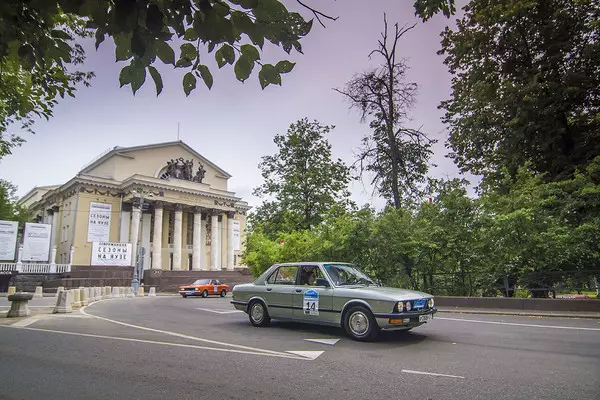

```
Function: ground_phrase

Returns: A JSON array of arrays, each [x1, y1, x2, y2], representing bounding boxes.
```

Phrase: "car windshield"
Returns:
[[192, 279, 211, 285], [323, 264, 376, 286]]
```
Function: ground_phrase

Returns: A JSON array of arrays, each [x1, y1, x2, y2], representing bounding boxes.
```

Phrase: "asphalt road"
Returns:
[[0, 295, 599, 400]]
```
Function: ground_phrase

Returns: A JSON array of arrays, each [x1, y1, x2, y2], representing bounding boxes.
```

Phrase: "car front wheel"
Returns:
[[343, 305, 379, 341], [201, 290, 208, 298], [248, 301, 270, 327], [220, 289, 227, 297]]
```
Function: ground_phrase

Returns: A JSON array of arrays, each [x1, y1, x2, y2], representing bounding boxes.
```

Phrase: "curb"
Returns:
[[437, 308, 600, 319]]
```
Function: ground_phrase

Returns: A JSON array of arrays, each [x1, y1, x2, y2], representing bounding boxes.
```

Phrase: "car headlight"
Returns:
[[405, 301, 412, 311], [428, 298, 434, 308], [396, 302, 404, 312]]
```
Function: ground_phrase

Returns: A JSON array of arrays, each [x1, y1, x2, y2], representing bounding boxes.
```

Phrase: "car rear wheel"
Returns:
[[343, 305, 379, 341], [201, 290, 208, 298], [220, 289, 227, 297], [182, 294, 187, 298], [248, 300, 270, 327]]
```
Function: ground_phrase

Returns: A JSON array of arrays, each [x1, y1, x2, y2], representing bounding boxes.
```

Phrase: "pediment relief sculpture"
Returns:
[[160, 157, 206, 183]]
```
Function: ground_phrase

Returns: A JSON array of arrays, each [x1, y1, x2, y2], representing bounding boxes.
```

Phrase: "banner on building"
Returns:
[[232, 220, 241, 251], [0, 220, 18, 261], [87, 202, 112, 242], [91, 241, 132, 266], [22, 222, 51, 261]]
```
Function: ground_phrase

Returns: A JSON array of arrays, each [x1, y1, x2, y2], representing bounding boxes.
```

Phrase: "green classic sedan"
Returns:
[[231, 262, 437, 341]]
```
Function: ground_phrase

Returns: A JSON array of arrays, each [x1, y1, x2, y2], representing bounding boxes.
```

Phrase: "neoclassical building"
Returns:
[[19, 141, 250, 272]]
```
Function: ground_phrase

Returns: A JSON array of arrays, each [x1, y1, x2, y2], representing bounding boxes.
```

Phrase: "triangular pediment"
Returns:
[[80, 141, 231, 187]]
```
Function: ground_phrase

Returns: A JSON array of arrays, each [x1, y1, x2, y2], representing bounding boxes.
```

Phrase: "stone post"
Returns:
[[7, 286, 16, 295], [126, 287, 135, 298], [53, 290, 72, 314], [80, 287, 89, 306], [71, 289, 81, 307], [111, 287, 119, 297], [55, 286, 65, 297], [137, 286, 145, 297], [34, 286, 43, 298], [148, 287, 156, 297]]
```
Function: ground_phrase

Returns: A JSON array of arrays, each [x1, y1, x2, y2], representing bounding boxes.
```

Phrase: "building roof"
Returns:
[[79, 140, 232, 178]]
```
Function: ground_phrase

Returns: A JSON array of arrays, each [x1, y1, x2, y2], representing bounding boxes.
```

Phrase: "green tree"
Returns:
[[0, 179, 31, 225], [250, 118, 353, 237], [336, 15, 435, 208], [440, 0, 600, 182]]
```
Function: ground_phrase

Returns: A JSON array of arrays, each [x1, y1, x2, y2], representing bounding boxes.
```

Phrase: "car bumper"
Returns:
[[231, 300, 248, 312], [374, 308, 437, 330]]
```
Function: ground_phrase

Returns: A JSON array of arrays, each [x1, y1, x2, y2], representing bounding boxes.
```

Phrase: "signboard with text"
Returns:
[[87, 202, 112, 242], [232, 220, 241, 251], [91, 242, 132, 266], [0, 220, 18, 261], [22, 223, 51, 261]]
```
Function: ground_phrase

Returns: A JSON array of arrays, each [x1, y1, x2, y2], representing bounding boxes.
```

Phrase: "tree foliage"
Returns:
[[250, 118, 353, 237], [440, 0, 600, 182], [0, 179, 31, 225], [336, 15, 435, 208]]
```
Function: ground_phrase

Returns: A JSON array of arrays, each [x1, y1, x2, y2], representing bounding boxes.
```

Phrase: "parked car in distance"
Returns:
[[179, 279, 230, 298], [231, 262, 437, 341]]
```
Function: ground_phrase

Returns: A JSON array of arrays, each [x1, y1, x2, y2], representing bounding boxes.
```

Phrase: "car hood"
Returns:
[[338, 286, 433, 301]]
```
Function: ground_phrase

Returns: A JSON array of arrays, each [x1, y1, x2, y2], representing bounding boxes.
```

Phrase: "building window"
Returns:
[[186, 213, 193, 246], [168, 211, 174, 244]]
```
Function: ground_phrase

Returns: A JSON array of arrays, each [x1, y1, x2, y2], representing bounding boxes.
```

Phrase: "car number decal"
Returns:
[[303, 289, 319, 316]]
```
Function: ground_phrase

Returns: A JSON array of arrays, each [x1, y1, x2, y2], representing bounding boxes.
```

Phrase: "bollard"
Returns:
[[34, 286, 43, 298], [111, 287, 120, 297], [126, 287, 135, 298], [7, 292, 34, 317], [72, 289, 81, 308], [7, 286, 16, 295], [80, 287, 89, 306], [53, 290, 73, 314], [148, 287, 156, 297], [55, 286, 65, 297], [66, 290, 74, 308], [104, 286, 111, 299], [94, 287, 101, 301], [137, 287, 145, 297]]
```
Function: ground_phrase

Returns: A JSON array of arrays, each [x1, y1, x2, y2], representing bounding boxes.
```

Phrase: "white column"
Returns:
[[151, 202, 163, 270], [192, 208, 202, 271], [130, 202, 142, 267], [119, 208, 131, 243], [49, 207, 59, 262], [227, 212, 234, 271], [200, 219, 207, 270], [69, 246, 75, 265], [172, 205, 183, 271], [141, 213, 152, 271], [221, 212, 227, 271], [210, 211, 219, 271]]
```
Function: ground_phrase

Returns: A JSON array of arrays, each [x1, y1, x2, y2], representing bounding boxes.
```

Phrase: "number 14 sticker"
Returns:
[[303, 289, 319, 315]]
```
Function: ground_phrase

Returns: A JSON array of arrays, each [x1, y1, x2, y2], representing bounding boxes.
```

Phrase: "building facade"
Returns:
[[19, 141, 250, 271]]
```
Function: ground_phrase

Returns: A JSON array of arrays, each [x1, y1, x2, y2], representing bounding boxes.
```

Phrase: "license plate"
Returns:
[[419, 314, 432, 323], [414, 299, 426, 309]]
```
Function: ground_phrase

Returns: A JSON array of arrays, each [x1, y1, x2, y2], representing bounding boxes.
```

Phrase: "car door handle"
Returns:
[[266, 288, 272, 292], [295, 289, 302, 293]]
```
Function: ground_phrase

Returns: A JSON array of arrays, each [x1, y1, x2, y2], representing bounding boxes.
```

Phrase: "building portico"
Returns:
[[19, 141, 250, 274]]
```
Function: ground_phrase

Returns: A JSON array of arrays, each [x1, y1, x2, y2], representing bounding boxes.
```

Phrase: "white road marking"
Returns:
[[10, 317, 40, 328], [436, 316, 600, 331], [304, 338, 340, 346], [286, 350, 324, 360], [195, 308, 243, 315], [80, 305, 309, 357], [0, 325, 308, 360], [402, 369, 465, 379]]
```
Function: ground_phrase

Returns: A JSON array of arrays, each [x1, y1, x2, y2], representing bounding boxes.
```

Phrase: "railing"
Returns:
[[0, 263, 71, 274]]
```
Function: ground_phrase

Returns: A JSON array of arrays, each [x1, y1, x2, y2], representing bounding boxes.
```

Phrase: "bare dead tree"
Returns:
[[335, 14, 436, 208]]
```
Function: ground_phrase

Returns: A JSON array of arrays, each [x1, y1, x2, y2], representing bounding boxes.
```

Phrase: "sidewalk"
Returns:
[[437, 306, 600, 319]]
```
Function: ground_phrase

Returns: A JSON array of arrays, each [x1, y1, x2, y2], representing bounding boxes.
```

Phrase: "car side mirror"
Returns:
[[316, 278, 330, 287]]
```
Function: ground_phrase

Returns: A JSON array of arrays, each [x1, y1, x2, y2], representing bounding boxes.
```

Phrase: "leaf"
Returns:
[[95, 29, 105, 50], [114, 34, 132, 61], [51, 30, 72, 40], [234, 54, 254, 82], [119, 65, 132, 87], [215, 44, 235, 68], [176, 57, 193, 68], [156, 40, 175, 65], [184, 28, 199, 41], [241, 44, 260, 61], [197, 65, 213, 89], [130, 64, 146, 95], [258, 64, 281, 89], [180, 43, 197, 60], [276, 60, 295, 73], [148, 66, 163, 96], [183, 72, 197, 96]]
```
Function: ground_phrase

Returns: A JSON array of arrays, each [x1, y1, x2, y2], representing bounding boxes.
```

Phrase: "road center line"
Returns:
[[195, 308, 243, 314], [402, 369, 465, 379], [436, 317, 600, 331], [80, 305, 293, 356], [0, 325, 308, 360]]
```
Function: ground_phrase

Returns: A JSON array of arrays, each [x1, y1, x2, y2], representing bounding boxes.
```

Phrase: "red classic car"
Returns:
[[179, 279, 230, 298]]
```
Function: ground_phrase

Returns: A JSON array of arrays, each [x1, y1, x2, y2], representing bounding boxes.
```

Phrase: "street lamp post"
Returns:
[[130, 192, 143, 292]]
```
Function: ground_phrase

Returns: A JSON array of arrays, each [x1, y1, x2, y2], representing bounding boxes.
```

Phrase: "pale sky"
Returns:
[[1, 0, 473, 209]]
